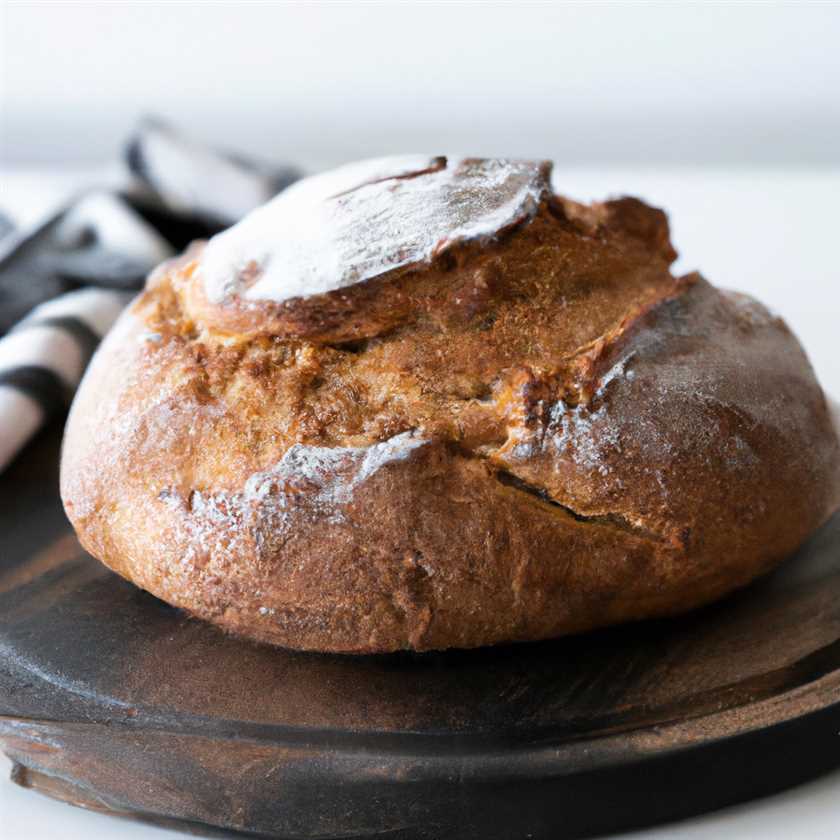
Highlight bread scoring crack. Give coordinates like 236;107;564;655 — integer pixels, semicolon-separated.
493;467;663;543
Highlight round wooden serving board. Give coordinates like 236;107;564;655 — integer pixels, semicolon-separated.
3;422;840;839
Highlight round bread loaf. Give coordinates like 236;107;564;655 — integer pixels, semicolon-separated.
60;156;840;653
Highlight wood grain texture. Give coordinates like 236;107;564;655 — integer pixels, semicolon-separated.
3;423;840;838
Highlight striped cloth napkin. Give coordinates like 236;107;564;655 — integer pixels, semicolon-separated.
0;120;299;472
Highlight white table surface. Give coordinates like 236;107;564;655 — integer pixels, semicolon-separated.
1;166;839;839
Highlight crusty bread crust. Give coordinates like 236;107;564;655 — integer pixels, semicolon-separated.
60;159;840;652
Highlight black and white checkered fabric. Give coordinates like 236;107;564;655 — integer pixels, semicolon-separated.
0;120;300;471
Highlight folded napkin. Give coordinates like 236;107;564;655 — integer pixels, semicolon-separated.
0;120;300;472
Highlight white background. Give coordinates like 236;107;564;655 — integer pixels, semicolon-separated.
3;1;840;169
2;2;840;838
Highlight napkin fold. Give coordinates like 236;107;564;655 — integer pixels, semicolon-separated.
0;120;300;472
0;288;131;471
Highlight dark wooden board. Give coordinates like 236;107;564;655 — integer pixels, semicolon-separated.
3;422;840;839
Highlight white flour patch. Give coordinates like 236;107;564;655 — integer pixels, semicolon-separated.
199;156;551;304
160;431;429;566
549;402;621;476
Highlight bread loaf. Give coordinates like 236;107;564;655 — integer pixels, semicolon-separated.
60;156;840;652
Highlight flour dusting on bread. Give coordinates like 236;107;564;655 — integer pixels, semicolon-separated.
199;156;551;305
161;432;429;569
242;430;428;513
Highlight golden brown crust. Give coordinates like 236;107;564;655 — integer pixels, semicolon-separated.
60;160;840;653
